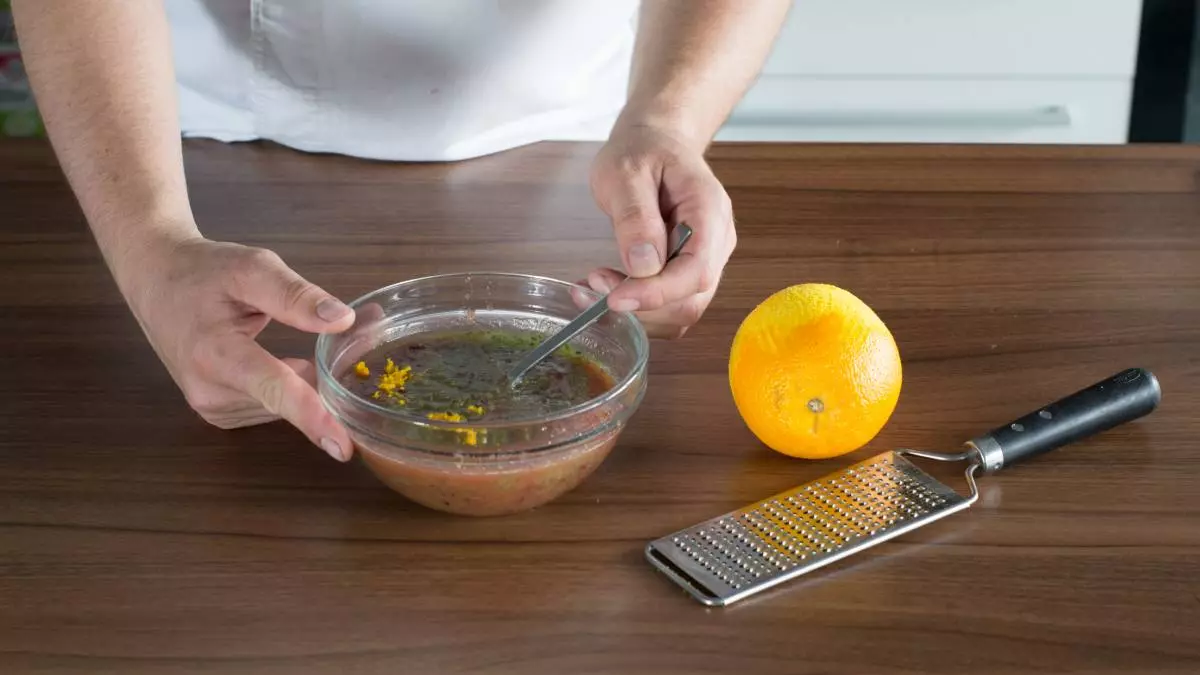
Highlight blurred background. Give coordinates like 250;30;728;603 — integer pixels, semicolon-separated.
0;0;1196;144
0;0;44;138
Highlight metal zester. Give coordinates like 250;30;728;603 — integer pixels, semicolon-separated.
646;367;1162;606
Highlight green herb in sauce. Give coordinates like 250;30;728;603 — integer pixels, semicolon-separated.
343;329;614;423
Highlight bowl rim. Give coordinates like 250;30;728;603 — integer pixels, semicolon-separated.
315;271;650;433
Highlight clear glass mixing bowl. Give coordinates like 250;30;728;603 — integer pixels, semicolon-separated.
316;273;649;516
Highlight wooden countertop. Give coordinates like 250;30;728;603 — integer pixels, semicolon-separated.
1;140;1198;674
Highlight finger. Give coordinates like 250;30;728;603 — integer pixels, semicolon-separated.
606;250;709;313
215;336;354;462
354;302;385;325
584;268;712;338
229;249;355;334
606;208;729;313
337;302;388;364
209;407;282;429
182;379;283;428
586;268;626;294
598;165;669;279
282;357;318;388
632;291;715;339
569;272;623;312
569;279;593;312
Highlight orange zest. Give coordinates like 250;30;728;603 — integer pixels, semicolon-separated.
426;410;480;446
364;356;489;446
375;364;412;396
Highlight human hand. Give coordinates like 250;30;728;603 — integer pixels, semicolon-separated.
587;123;735;338
117;235;356;461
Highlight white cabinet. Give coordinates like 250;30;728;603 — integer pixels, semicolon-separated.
718;0;1144;144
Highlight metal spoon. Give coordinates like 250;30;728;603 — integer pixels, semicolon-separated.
506;223;694;386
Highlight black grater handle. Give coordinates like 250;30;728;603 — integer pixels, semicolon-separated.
969;368;1161;473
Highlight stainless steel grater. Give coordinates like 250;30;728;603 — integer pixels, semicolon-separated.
647;368;1162;606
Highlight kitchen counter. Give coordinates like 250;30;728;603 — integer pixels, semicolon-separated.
1;140;1198;674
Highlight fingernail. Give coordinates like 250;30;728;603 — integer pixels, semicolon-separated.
609;298;640;313
316;298;352;323
320;437;346;461
627;243;661;278
588;273;613;294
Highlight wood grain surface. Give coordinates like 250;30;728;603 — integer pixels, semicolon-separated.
1;140;1198;674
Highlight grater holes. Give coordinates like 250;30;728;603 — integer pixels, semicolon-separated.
679;524;804;590
764;494;859;560
658;454;975;602
742;515;810;562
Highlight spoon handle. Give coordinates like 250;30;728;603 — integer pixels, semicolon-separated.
506;223;694;385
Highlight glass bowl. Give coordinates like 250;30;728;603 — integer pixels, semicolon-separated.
315;273;649;516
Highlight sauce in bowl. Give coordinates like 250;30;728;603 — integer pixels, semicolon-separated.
339;329;621;515
341;329;614;424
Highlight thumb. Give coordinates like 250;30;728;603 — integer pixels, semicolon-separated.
597;166;668;279
232;249;355;333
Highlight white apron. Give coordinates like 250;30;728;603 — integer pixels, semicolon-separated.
165;0;638;161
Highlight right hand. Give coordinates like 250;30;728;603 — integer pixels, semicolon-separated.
117;235;357;461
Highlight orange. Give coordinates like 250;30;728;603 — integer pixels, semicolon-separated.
729;284;901;459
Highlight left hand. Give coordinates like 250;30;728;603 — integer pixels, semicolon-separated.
587;123;736;339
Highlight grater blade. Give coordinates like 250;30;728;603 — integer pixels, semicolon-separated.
646;450;977;606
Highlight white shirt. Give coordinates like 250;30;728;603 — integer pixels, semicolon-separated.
165;0;638;161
